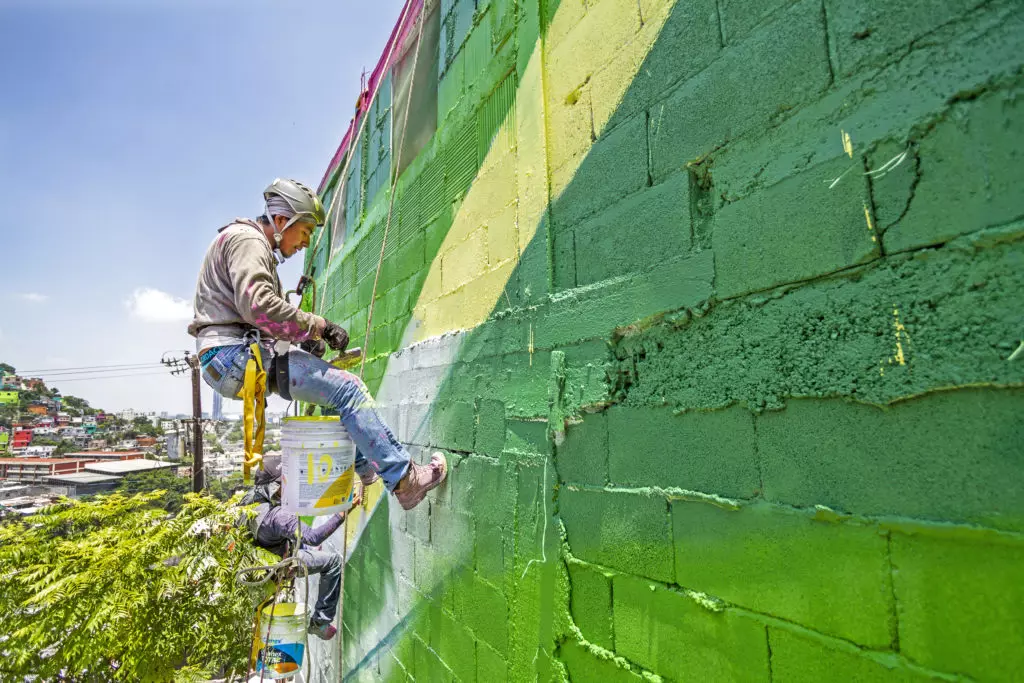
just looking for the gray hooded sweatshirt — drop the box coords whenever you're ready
[188,219,326,351]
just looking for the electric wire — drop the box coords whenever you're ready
[15,362,168,374]
[40,371,183,383]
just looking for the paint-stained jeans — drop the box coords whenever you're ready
[297,548,342,626]
[200,344,410,490]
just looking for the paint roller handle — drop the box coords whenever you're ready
[330,346,363,370]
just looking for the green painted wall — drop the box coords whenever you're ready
[0,391,18,405]
[305,0,1024,680]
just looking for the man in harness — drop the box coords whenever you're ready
[189,178,447,509]
[239,455,358,640]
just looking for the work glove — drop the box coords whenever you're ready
[322,322,350,352]
[300,339,327,358]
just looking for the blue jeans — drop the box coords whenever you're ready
[200,344,410,490]
[297,548,341,626]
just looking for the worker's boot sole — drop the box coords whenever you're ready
[395,452,448,511]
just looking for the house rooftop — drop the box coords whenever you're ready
[44,472,121,485]
[83,460,175,475]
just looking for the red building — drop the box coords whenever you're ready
[12,428,32,449]
[0,457,98,484]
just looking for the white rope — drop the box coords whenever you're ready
[359,0,429,379]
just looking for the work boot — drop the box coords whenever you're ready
[308,621,337,641]
[395,452,448,511]
[359,470,379,487]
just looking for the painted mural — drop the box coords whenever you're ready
[301,0,1024,680]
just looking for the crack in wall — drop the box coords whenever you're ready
[819,0,837,88]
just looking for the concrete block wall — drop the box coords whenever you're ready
[304,0,1024,680]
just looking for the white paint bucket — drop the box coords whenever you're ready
[254,601,307,679]
[280,416,356,516]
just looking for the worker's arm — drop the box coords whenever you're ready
[224,233,327,343]
[298,512,346,547]
[257,507,345,550]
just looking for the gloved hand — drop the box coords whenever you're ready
[322,322,350,352]
[300,339,327,358]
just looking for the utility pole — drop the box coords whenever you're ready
[187,352,203,493]
[162,351,203,493]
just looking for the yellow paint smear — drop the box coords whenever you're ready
[863,202,877,242]
[891,306,909,366]
[842,130,854,158]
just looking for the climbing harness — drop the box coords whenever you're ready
[239,330,268,485]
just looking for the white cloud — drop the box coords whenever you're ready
[15,292,48,303]
[126,288,193,322]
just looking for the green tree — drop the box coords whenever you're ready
[117,470,192,513]
[207,473,246,502]
[0,362,15,375]
[0,493,265,681]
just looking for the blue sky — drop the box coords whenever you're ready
[0,0,404,414]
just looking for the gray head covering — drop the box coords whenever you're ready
[265,195,297,220]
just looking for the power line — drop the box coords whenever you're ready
[45,371,183,384]
[27,364,165,378]
[15,361,170,374]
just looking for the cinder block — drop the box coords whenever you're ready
[559,640,647,683]
[505,419,550,456]
[455,575,508,652]
[713,155,878,299]
[544,0,641,104]
[550,113,649,231]
[543,0,587,51]
[459,154,517,228]
[430,400,475,451]
[552,228,577,292]
[441,228,489,294]
[592,0,720,133]
[556,412,608,487]
[573,172,691,287]
[719,0,801,44]
[560,488,674,583]
[648,0,831,181]
[475,519,507,579]
[672,500,893,647]
[413,634,454,682]
[891,531,1024,681]
[533,249,714,349]
[613,573,769,682]
[825,0,981,78]
[567,561,614,650]
[486,202,519,266]
[546,87,595,176]
[769,626,934,682]
[607,404,759,498]
[430,609,477,683]
[759,391,1024,532]
[881,87,1024,254]
[450,455,510,528]
[477,640,508,682]
[474,398,506,456]
[429,501,473,563]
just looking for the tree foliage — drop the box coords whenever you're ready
[0,493,267,681]
[116,471,193,513]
